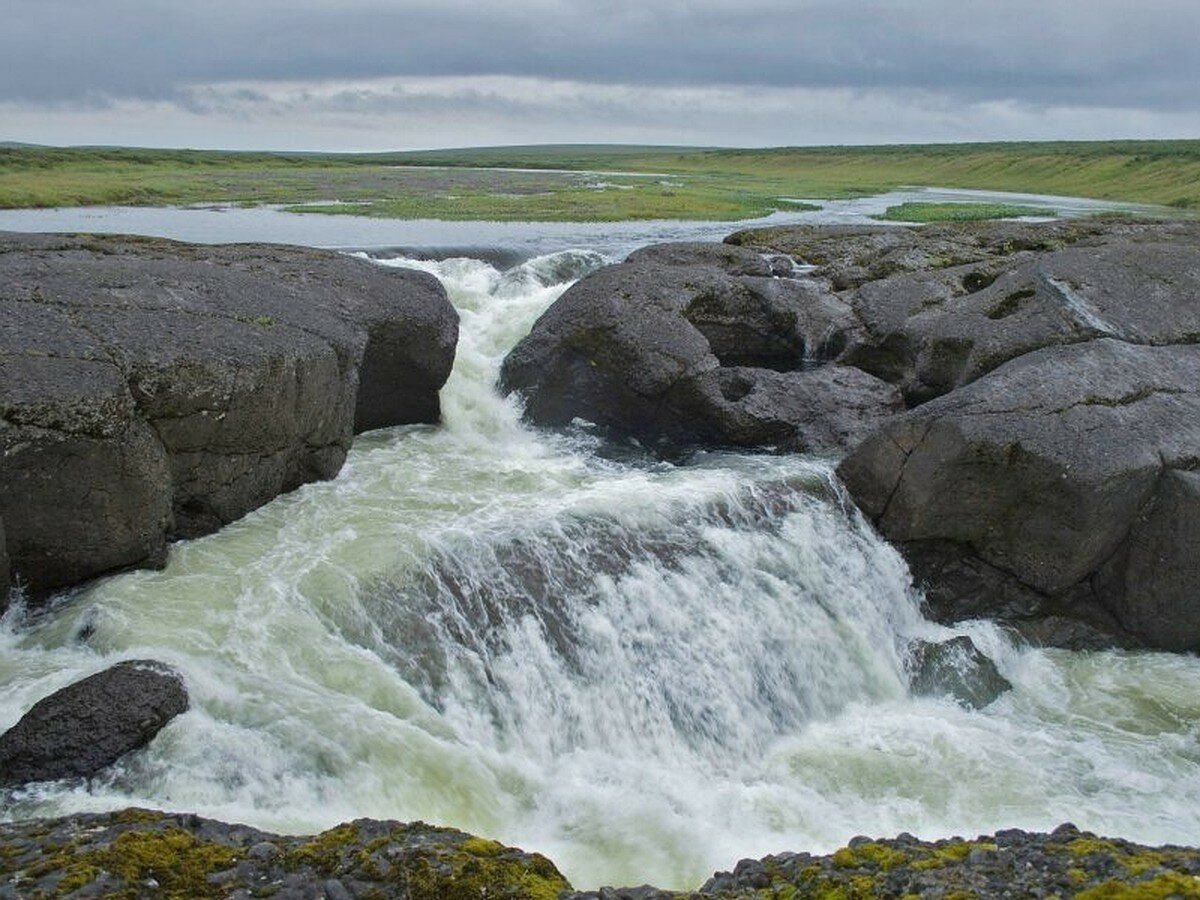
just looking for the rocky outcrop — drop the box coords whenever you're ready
[0,232,458,602]
[500,241,900,453]
[838,339,1200,650]
[724,220,1200,650]
[4,812,1197,900]
[0,660,188,786]
[574,824,1200,899]
[906,636,1012,709]
[0,810,570,899]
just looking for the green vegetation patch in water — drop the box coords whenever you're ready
[874,201,1052,222]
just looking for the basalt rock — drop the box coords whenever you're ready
[0,810,570,899]
[0,660,188,786]
[5,812,1198,899]
[726,220,1200,650]
[500,241,899,453]
[0,232,458,603]
[906,635,1012,709]
[838,339,1200,651]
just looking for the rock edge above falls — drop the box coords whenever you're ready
[0,232,458,605]
[2,810,1198,899]
[501,220,1200,651]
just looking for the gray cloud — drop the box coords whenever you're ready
[4,0,1199,111]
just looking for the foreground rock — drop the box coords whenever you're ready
[4,812,1198,900]
[0,660,187,786]
[0,810,569,899]
[574,824,1200,899]
[0,232,458,604]
[500,241,901,454]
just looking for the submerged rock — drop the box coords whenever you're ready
[0,232,458,603]
[500,241,899,453]
[906,635,1012,709]
[0,660,188,786]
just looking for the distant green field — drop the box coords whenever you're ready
[1,140,1197,221]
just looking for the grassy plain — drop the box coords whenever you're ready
[1,140,1197,221]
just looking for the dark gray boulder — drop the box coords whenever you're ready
[838,339,1200,650]
[500,241,899,452]
[729,220,1200,406]
[0,659,188,786]
[0,232,458,601]
[906,636,1012,709]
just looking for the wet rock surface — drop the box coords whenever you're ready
[0,660,187,787]
[725,220,1200,650]
[906,636,1012,709]
[4,810,1194,899]
[0,232,458,603]
[837,338,1200,651]
[500,241,899,454]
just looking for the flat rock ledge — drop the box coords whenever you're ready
[0,232,458,605]
[2,812,1197,900]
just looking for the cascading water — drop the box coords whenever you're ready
[3,248,1200,890]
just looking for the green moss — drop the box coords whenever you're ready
[55,861,101,894]
[910,840,997,871]
[831,842,909,872]
[460,837,506,857]
[85,828,238,898]
[875,202,1053,223]
[286,823,360,874]
[1065,838,1169,876]
[404,848,570,900]
[1075,872,1200,899]
[109,809,166,825]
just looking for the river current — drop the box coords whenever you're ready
[1,196,1198,890]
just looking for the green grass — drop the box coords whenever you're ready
[1,140,1197,221]
[874,201,1052,222]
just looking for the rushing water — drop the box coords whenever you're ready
[2,210,1200,890]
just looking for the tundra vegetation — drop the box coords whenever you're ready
[1,140,1197,221]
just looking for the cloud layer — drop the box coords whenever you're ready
[5,1,1199,148]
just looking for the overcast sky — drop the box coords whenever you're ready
[4,0,1198,150]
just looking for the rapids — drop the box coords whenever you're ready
[3,246,1200,890]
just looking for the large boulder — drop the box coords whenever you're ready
[0,232,458,601]
[838,339,1200,650]
[500,242,900,452]
[0,659,188,786]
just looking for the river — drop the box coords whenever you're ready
[1,194,1197,891]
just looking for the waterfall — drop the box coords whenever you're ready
[3,250,1200,891]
